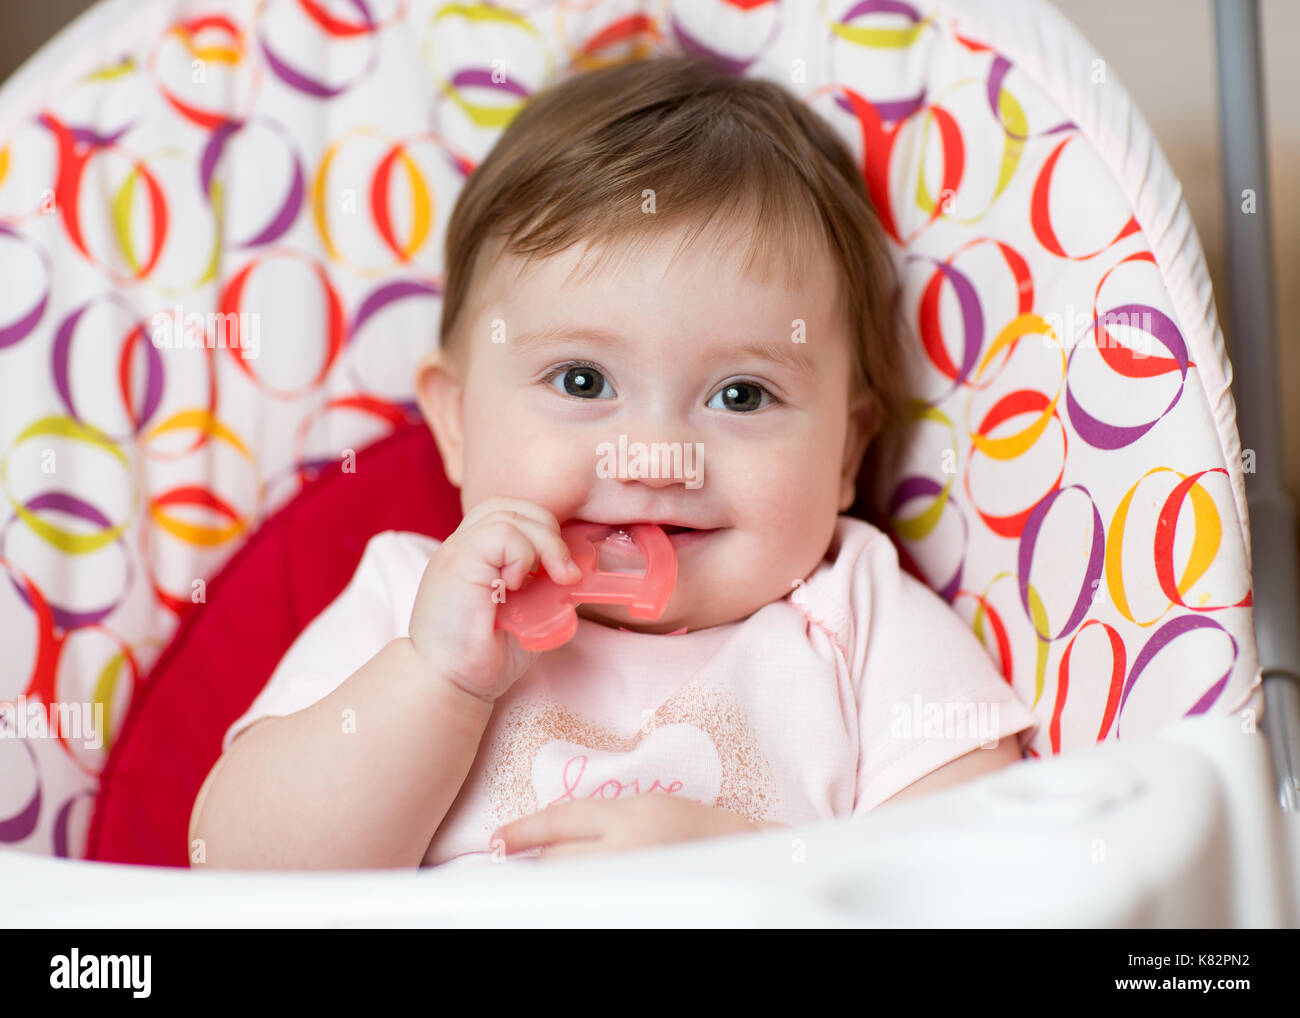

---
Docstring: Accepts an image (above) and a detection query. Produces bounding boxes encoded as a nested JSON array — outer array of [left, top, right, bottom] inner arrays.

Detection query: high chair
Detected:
[[0, 0, 1295, 926]]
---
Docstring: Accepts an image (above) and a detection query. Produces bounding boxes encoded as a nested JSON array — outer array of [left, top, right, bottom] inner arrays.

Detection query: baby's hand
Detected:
[[489, 794, 782, 861], [408, 496, 581, 702]]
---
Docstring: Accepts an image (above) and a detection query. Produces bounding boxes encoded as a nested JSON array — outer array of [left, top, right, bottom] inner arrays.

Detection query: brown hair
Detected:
[[438, 54, 910, 458]]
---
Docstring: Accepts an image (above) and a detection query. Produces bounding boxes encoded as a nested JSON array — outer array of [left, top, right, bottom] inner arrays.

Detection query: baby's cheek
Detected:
[[748, 464, 831, 531], [465, 429, 588, 504], [766, 504, 839, 589]]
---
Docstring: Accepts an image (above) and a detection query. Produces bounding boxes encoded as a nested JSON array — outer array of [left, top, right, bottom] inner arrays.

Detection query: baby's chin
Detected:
[[574, 597, 759, 635], [574, 602, 692, 634]]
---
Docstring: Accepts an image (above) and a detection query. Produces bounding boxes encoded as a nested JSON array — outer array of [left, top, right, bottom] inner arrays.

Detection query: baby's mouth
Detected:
[[661, 525, 717, 549], [592, 524, 715, 573], [595, 527, 649, 574]]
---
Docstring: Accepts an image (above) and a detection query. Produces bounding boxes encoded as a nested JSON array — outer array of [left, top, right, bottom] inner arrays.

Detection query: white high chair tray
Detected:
[[5, 715, 1294, 927]]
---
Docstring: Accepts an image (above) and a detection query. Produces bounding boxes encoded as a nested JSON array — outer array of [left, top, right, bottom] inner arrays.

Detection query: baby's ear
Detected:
[[414, 346, 466, 488], [838, 391, 878, 513]]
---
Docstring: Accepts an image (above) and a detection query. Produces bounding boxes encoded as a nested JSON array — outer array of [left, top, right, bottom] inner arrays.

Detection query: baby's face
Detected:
[[418, 221, 873, 633]]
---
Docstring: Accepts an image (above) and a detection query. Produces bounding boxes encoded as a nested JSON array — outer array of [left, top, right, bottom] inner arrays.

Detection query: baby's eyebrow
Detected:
[[510, 324, 817, 380], [726, 337, 818, 382], [510, 325, 625, 351]]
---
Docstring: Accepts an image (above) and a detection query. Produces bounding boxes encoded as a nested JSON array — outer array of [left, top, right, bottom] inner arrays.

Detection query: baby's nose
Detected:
[[627, 469, 682, 490], [596, 435, 705, 489], [626, 440, 686, 485]]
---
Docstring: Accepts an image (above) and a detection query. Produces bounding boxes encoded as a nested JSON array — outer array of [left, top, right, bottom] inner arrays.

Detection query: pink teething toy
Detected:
[[494, 521, 678, 651]]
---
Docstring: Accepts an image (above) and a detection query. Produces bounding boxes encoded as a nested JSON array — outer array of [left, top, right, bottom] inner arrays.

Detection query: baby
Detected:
[[189, 55, 1039, 870]]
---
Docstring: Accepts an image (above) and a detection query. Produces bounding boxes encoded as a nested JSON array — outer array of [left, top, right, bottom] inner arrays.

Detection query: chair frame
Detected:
[[1212, 0, 1300, 812]]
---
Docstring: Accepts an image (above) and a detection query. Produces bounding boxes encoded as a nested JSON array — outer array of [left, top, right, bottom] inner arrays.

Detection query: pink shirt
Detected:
[[223, 515, 1039, 868]]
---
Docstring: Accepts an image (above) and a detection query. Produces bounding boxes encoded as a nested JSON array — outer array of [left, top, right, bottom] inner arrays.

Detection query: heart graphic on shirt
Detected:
[[484, 674, 779, 828]]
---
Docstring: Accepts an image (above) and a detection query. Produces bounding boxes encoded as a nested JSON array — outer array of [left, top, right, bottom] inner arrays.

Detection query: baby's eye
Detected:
[[707, 380, 774, 413], [546, 363, 614, 399]]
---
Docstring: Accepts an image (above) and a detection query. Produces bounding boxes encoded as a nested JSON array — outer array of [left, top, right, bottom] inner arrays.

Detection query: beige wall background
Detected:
[[1, 0, 1296, 503]]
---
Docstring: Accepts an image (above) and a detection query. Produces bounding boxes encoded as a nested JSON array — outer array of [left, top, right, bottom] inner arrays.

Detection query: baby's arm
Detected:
[[188, 637, 493, 869], [875, 736, 1022, 809], [190, 497, 579, 870]]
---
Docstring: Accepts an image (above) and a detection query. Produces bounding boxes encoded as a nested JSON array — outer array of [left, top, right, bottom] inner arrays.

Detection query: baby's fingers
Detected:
[[470, 517, 575, 591], [535, 840, 605, 861], [486, 513, 581, 586], [474, 519, 542, 591], [490, 801, 608, 854], [458, 496, 561, 540]]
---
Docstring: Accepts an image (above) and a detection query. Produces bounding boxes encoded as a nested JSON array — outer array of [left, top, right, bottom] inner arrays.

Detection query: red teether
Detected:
[[494, 521, 678, 651]]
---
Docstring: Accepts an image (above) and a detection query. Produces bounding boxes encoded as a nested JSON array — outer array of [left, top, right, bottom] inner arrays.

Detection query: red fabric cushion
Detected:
[[85, 421, 462, 866]]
